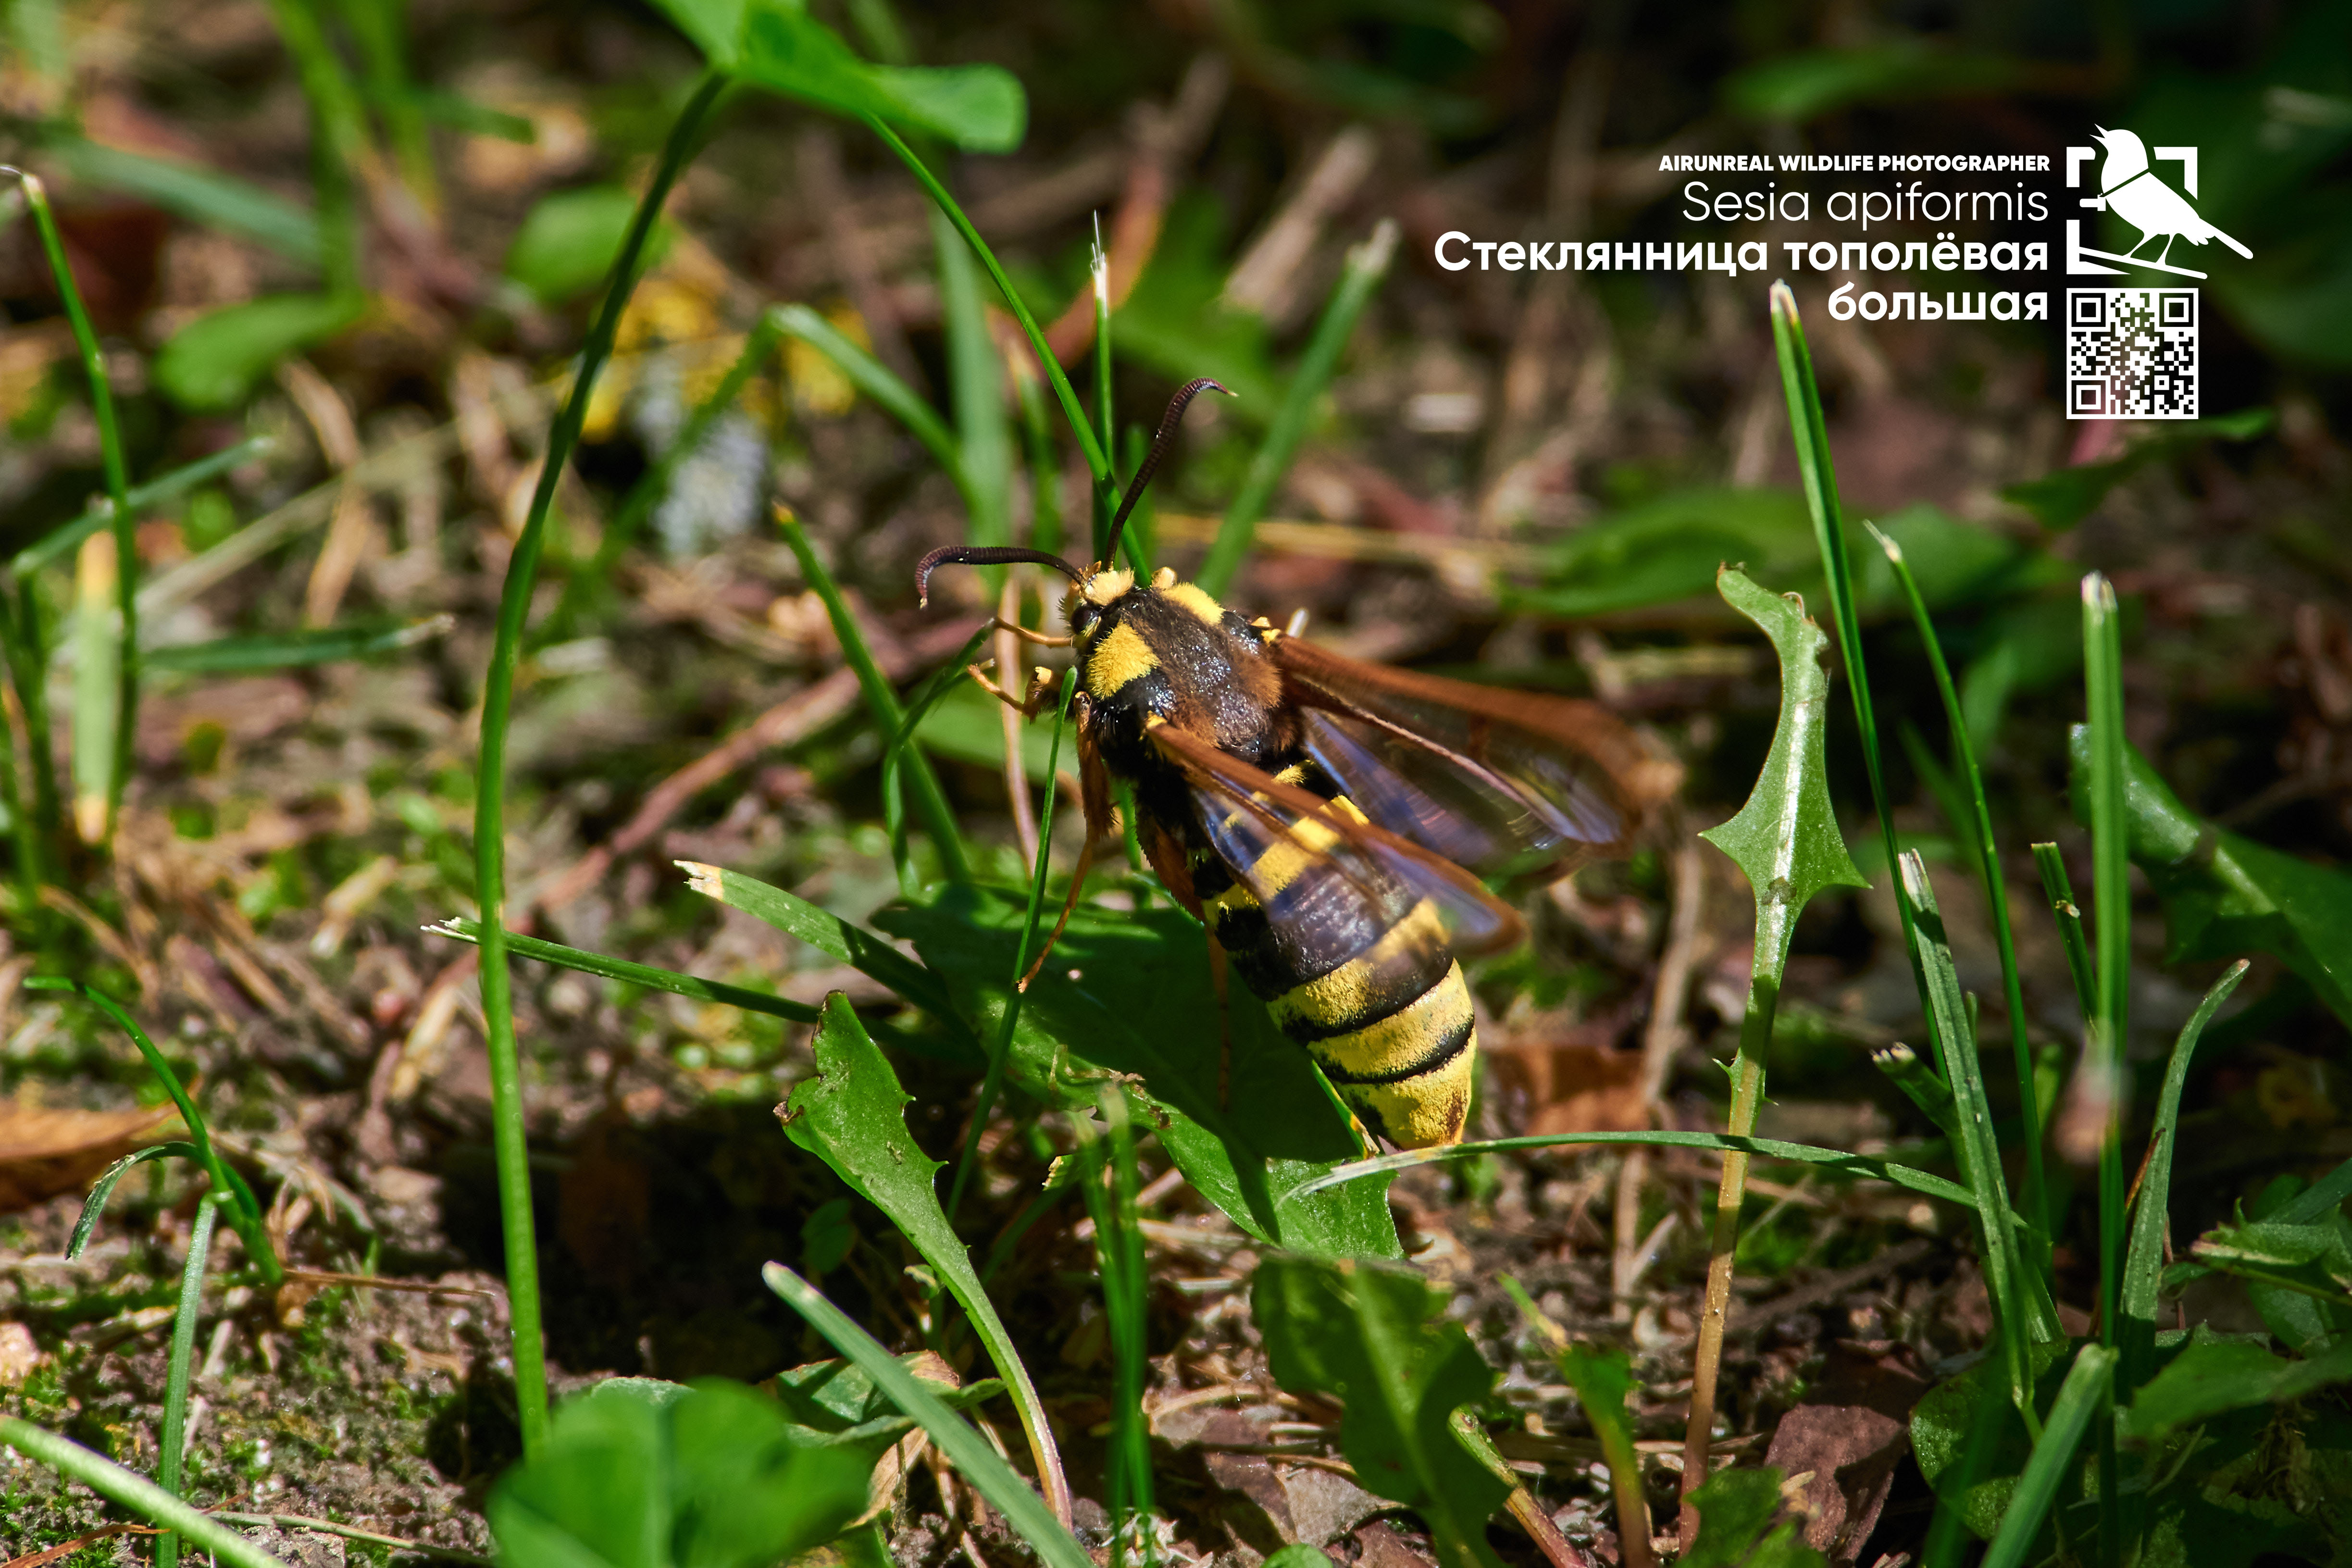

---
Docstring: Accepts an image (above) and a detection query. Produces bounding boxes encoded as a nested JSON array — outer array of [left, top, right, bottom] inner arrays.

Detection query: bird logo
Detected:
[[2071, 127, 2252, 279]]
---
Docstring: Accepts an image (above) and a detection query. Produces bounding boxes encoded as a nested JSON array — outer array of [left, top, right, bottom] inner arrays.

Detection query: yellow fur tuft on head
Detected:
[[1082, 568, 1136, 607]]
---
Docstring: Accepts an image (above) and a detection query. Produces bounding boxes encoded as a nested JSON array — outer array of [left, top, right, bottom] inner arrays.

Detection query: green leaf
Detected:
[[2000, 411, 2273, 531], [778, 996, 1068, 1529], [1516, 489, 1814, 620], [876, 884, 1399, 1258], [1699, 567, 1868, 966], [2119, 1336, 2352, 1444], [645, 0, 1024, 151], [1912, 1336, 2080, 1540], [1960, 595, 2084, 751], [2121, 961, 2250, 1389], [2186, 1217, 2352, 1353], [1252, 1254, 1509, 1568], [145, 615, 453, 674], [153, 294, 365, 411], [486, 1377, 873, 1568], [1724, 41, 2028, 123], [1260, 1549, 1339, 1568], [2067, 730, 2352, 1030], [1510, 491, 2026, 623], [505, 186, 680, 305], [1681, 1467, 1827, 1568], [771, 1353, 1000, 1437], [764, 1266, 1094, 1568]]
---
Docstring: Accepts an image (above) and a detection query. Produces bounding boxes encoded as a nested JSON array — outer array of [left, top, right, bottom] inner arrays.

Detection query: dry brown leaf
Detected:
[[1761, 1341, 1929, 1563], [1486, 1040, 1648, 1136], [0, 1095, 180, 1212]]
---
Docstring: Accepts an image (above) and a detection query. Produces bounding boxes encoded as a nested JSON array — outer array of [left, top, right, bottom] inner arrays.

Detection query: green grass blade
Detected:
[[777, 509, 969, 882], [2082, 573, 2130, 1349], [1070, 1090, 1156, 1564], [2031, 842, 2099, 1021], [1871, 523, 2052, 1268], [1292, 1129, 2019, 1217], [27, 977, 278, 1282], [1767, 283, 1925, 1018], [1870, 1041, 1957, 1136], [257, 0, 372, 293], [0, 1417, 292, 1568], [881, 626, 994, 897], [427, 918, 822, 1024], [155, 1191, 223, 1568], [676, 863, 977, 1050], [774, 303, 965, 488], [946, 667, 1076, 1222], [69, 1141, 200, 1258], [1196, 220, 1398, 598], [1502, 1282, 1653, 1568], [39, 137, 321, 265], [937, 211, 1013, 550], [0, 585, 48, 904], [2078, 572, 2130, 1568], [342, 0, 436, 209], [1980, 1344, 2116, 1568], [146, 615, 453, 674], [1901, 852, 2053, 1421], [547, 311, 787, 645], [2120, 959, 2248, 1391], [12, 436, 275, 579], [10, 169, 138, 844], [470, 71, 728, 1461], [780, 996, 1073, 1529], [766, 1264, 1095, 1568], [863, 116, 1110, 492], [1090, 222, 1114, 563], [2284, 1157, 2352, 1223], [1013, 347, 1064, 561], [71, 529, 119, 847]]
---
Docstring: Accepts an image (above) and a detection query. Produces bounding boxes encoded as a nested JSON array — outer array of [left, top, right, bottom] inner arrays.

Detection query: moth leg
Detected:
[[1208, 932, 1233, 1111], [962, 660, 1060, 718], [992, 617, 1072, 649], [1018, 828, 1098, 993]]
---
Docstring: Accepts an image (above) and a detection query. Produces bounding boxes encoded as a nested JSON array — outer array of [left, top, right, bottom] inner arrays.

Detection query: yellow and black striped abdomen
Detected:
[[1196, 800, 1476, 1149]]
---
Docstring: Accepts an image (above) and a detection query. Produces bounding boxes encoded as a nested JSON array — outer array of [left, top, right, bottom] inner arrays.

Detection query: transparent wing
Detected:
[[1145, 719, 1522, 957], [1272, 636, 1661, 887]]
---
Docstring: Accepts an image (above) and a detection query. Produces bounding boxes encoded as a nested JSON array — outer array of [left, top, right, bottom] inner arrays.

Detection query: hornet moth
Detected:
[[918, 380, 1675, 1148]]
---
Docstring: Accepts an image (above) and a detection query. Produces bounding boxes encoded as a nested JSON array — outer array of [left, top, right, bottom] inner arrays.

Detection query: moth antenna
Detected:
[[1102, 377, 1233, 569], [915, 546, 1086, 607]]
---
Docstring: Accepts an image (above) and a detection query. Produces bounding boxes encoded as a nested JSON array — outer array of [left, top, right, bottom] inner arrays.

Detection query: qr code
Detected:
[[2066, 288, 2198, 419]]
